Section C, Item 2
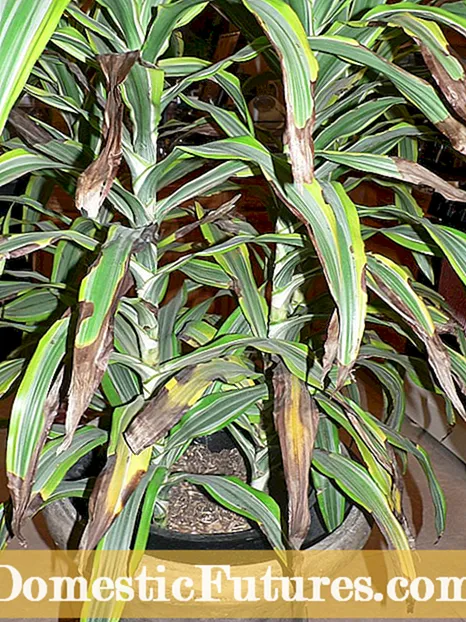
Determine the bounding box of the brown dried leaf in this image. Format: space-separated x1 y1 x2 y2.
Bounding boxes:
62 270 132 452
371 272 466 421
79 443 151 551
322 310 339 379
272 360 319 550
285 113 315 185
8 109 53 146
421 45 466 121
124 362 224 455
8 368 64 542
394 157 466 202
264 38 315 185
75 51 139 219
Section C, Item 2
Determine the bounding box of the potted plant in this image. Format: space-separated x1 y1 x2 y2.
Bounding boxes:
1 0 466 602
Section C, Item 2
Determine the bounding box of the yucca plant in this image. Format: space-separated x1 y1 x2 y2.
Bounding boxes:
1 0 466 591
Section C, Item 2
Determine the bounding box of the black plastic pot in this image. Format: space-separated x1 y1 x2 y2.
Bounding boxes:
147 489 324 551
43 431 371 553
147 429 327 550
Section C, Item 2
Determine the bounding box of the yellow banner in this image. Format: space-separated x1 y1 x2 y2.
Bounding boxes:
1 550 466 618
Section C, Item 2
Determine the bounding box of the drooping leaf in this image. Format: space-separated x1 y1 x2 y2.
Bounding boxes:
79 426 152 550
359 359 406 431
272 360 319 549
373 417 446 538
63 225 138 451
6 317 69 539
313 448 413 561
317 395 393 499
242 0 318 184
309 34 466 155
364 3 466 40
80 466 158 621
366 253 466 420
319 152 466 203
378 13 466 124
75 52 139 220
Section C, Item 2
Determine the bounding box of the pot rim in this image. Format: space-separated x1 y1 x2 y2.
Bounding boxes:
41 494 371 552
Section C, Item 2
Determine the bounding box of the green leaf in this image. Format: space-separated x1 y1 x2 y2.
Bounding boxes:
314 96 404 150
312 417 346 532
6 317 70 536
0 228 98 264
40 477 94 506
51 218 98 283
309 34 466 154
318 152 466 202
32 425 107 503
180 258 232 289
181 95 251 138
199 215 269 338
158 284 187 363
364 2 466 39
132 466 168 555
381 224 436 255
313 449 411 551
367 253 466 420
154 161 250 223
1 289 60 324
51 25 96 62
184 474 286 552
359 360 406 431
0 503 8 549
0 359 25 398
0 0 71 135
168 384 268 448
423 223 466 289
95 0 144 48
317 182 367 383
66 3 126 50
317 396 393 498
0 148 69 189
142 0 207 62
122 65 164 166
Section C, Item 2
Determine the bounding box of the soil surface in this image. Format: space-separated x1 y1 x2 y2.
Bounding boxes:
166 442 251 534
